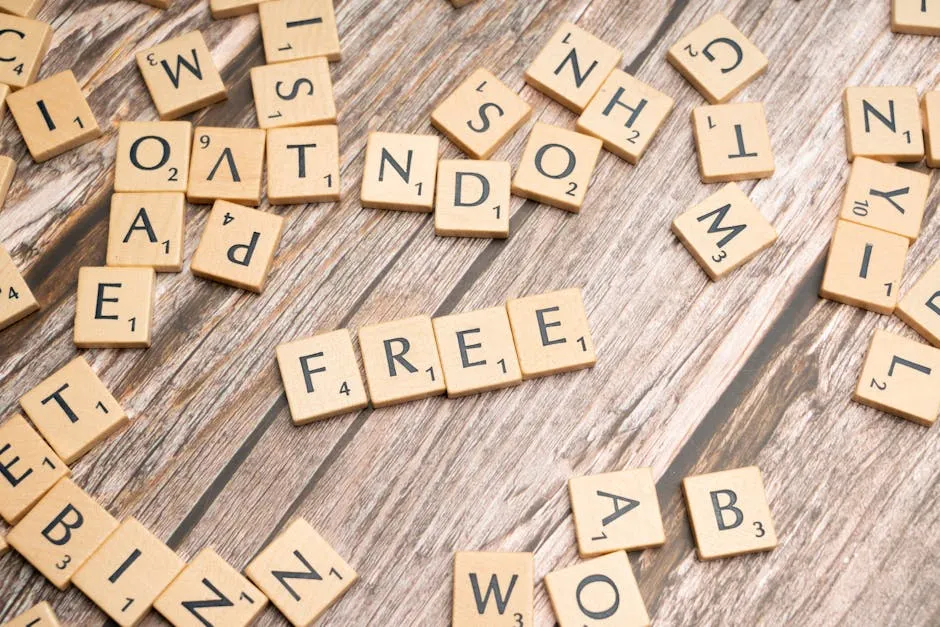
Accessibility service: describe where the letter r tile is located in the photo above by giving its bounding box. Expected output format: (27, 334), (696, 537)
(358, 315), (445, 407)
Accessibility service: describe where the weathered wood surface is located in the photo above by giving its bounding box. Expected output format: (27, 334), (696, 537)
(1, 0), (939, 624)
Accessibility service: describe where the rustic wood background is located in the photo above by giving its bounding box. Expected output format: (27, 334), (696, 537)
(1, 0), (938, 624)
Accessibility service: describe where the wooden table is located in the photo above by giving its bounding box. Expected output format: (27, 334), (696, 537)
(1, 0), (938, 624)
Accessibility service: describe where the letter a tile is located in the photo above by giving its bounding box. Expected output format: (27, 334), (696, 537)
(2, 602), (63, 627)
(843, 86), (923, 163)
(107, 192), (186, 272)
(136, 31), (227, 120)
(358, 315), (446, 407)
(452, 552), (533, 627)
(0, 244), (40, 332)
(545, 551), (649, 627)
(114, 121), (192, 193)
(360, 132), (439, 212)
(74, 266), (156, 348)
(897, 260), (940, 347)
(188, 127), (266, 206)
(691, 102), (774, 183)
(0, 414), (69, 524)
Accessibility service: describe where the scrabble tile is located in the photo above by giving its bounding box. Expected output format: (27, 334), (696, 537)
(211, 0), (262, 18)
(245, 519), (357, 626)
(691, 102), (773, 183)
(107, 192), (186, 272)
(6, 70), (102, 162)
(74, 266), (156, 348)
(672, 183), (777, 281)
(923, 91), (940, 168)
(430, 68), (532, 159)
(0, 0), (44, 17)
(0, 83), (9, 117)
(839, 157), (929, 242)
(360, 132), (439, 212)
(505, 288), (595, 379)
(568, 468), (665, 558)
(358, 315), (446, 407)
(114, 121), (191, 193)
(0, 154), (16, 210)
(19, 356), (128, 464)
(682, 466), (777, 560)
(435, 160), (511, 238)
(820, 220), (909, 314)
(250, 57), (335, 129)
(276, 329), (369, 425)
(432, 306), (522, 397)
(544, 551), (649, 627)
(843, 86), (924, 163)
(154, 548), (267, 627)
(2, 602), (62, 627)
(854, 329), (940, 426)
(267, 124), (340, 204)
(524, 22), (622, 113)
(136, 31), (227, 120)
(259, 0), (341, 64)
(892, 0), (940, 35)
(191, 200), (284, 293)
(0, 14), (50, 88)
(511, 122), (602, 212)
(8, 477), (118, 589)
(0, 244), (39, 331)
(0, 414), (68, 524)
(897, 260), (940, 346)
(188, 127), (266, 206)
(667, 13), (768, 104)
(452, 552), (533, 627)
(576, 70), (674, 164)
(73, 518), (185, 627)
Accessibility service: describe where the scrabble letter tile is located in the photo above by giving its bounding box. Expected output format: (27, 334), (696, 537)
(8, 477), (118, 589)
(839, 157), (929, 241)
(843, 86), (923, 163)
(259, 0), (341, 64)
(452, 552), (533, 627)
(2, 602), (62, 627)
(360, 132), (439, 212)
(897, 260), (940, 346)
(251, 57), (335, 129)
(544, 551), (649, 627)
(74, 266), (156, 348)
(853, 329), (940, 426)
(432, 306), (521, 397)
(435, 160), (511, 238)
(820, 220), (909, 314)
(682, 466), (777, 560)
(73, 518), (185, 627)
(0, 0), (44, 17)
(0, 244), (39, 332)
(667, 14), (767, 104)
(505, 288), (595, 379)
(892, 0), (940, 35)
(211, 0), (262, 18)
(671, 183), (777, 281)
(114, 121), (192, 193)
(923, 91), (940, 168)
(358, 315), (446, 407)
(692, 102), (773, 183)
(188, 127), (266, 206)
(0, 13), (50, 87)
(568, 468), (665, 558)
(245, 519), (357, 626)
(0, 414), (68, 524)
(267, 124), (340, 204)
(107, 192), (185, 272)
(524, 22), (622, 113)
(511, 122), (601, 212)
(276, 329), (369, 424)
(430, 68), (532, 159)
(19, 356), (127, 464)
(136, 31), (227, 120)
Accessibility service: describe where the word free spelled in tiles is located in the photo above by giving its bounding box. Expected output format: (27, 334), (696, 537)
(74, 266), (156, 348)
(114, 121), (192, 193)
(359, 315), (446, 407)
(361, 132), (439, 212)
(259, 0), (341, 63)
(839, 157), (929, 242)
(107, 192), (186, 272)
(0, 13), (51, 88)
(0, 244), (39, 331)
(0, 414), (69, 524)
(692, 102), (774, 183)
(512, 122), (602, 212)
(897, 259), (940, 347)
(435, 160), (511, 238)
(3, 602), (62, 627)
(188, 127), (266, 206)
(545, 551), (649, 627)
(506, 288), (595, 379)
(843, 86), (923, 163)
(250, 56), (336, 129)
(452, 552), (533, 627)
(136, 31), (227, 120)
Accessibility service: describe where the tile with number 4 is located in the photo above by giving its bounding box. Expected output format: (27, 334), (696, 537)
(267, 125), (340, 204)
(115, 121), (191, 193)
(0, 244), (39, 332)
(259, 0), (341, 63)
(435, 160), (511, 238)
(692, 102), (773, 183)
(512, 123), (602, 212)
(433, 306), (521, 397)
(839, 157), (928, 242)
(897, 260), (940, 347)
(136, 31), (227, 120)
(892, 0), (940, 35)
(843, 86), (923, 163)
(359, 315), (446, 407)
(188, 127), (266, 206)
(452, 552), (533, 627)
(545, 551), (649, 627)
(360, 132), (439, 212)
(0, 13), (50, 88)
(107, 192), (185, 272)
(2, 602), (62, 627)
(506, 288), (595, 379)
(250, 57), (336, 129)
(0, 414), (69, 524)
(74, 266), (156, 348)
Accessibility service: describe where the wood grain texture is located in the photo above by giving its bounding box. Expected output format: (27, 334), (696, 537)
(1, 0), (938, 625)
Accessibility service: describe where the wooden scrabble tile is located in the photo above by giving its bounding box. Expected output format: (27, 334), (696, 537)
(897, 260), (940, 346)
(682, 466), (777, 560)
(259, 0), (341, 64)
(191, 200), (284, 293)
(524, 22), (622, 113)
(435, 160), (511, 238)
(0, 414), (68, 525)
(432, 306), (521, 397)
(505, 288), (595, 379)
(6, 70), (102, 162)
(360, 132), (439, 212)
(107, 192), (185, 272)
(568, 468), (665, 558)
(430, 68), (532, 159)
(452, 552), (533, 627)
(136, 31), (227, 120)
(8, 477), (118, 589)
(843, 86), (924, 163)
(0, 244), (39, 331)
(892, 0), (940, 35)
(211, 0), (262, 18)
(250, 57), (335, 129)
(19, 356), (127, 464)
(667, 13), (768, 104)
(544, 551), (648, 627)
(839, 157), (929, 242)
(245, 519), (357, 626)
(188, 127), (266, 206)
(154, 547), (267, 627)
(73, 518), (185, 627)
(0, 154), (16, 210)
(691, 102), (773, 183)
(114, 121), (191, 193)
(267, 124), (340, 204)
(74, 266), (156, 348)
(2, 602), (62, 627)
(853, 329), (940, 426)
(0, 13), (50, 88)
(0, 0), (44, 17)
(672, 183), (777, 281)
(276, 329), (369, 425)
(0, 83), (9, 117)
(820, 220), (909, 314)
(358, 315), (446, 407)
(511, 122), (602, 212)
(923, 91), (940, 168)
(576, 70), (674, 164)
